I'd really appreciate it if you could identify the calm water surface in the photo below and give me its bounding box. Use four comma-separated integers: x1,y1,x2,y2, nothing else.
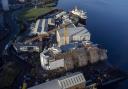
57,0,128,89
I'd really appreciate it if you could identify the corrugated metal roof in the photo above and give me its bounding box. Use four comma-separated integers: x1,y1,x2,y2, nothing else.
58,27,89,37
28,72,85,89
32,19,48,34
58,72,85,89
37,19,43,33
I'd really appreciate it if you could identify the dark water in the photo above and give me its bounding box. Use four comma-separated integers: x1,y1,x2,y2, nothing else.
57,0,128,89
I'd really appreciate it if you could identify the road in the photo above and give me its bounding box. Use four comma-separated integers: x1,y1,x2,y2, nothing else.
0,8,31,89
9,46,32,89
0,0,44,56
0,11,20,57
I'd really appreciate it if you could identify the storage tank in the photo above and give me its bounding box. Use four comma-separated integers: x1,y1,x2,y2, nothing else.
1,0,9,11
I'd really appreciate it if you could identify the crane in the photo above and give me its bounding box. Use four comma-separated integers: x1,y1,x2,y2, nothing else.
64,23,68,44
24,22,70,44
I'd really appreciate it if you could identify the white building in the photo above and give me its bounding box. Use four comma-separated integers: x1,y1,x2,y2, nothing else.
19,46,40,52
56,27,91,47
13,42,40,53
1,0,9,11
28,72,86,89
40,47,64,70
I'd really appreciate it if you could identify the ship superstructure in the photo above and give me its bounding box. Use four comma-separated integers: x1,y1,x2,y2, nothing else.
71,6,87,20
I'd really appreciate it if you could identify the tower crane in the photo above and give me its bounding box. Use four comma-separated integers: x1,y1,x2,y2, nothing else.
64,22,68,44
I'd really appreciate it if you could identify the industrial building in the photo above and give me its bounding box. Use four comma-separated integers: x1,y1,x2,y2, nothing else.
56,27,90,47
40,43,107,71
29,18,55,36
28,72,86,89
13,18,56,53
13,42,41,53
40,47,64,70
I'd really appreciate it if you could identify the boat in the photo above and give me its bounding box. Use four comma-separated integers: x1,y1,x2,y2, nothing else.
70,6,88,24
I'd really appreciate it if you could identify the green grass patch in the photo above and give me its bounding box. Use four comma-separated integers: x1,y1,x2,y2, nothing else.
19,7,55,21
45,3,56,7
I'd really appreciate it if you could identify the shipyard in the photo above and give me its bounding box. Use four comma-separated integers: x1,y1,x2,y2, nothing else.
0,0,128,89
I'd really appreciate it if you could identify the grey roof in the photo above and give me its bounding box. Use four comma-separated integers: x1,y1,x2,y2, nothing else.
58,72,84,81
58,27,89,37
28,79,61,89
14,42,41,48
60,43,76,52
58,72,85,89
28,72,85,89
37,19,43,33
60,42,83,52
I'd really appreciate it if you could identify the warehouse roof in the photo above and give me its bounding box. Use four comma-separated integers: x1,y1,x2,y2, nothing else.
28,79,61,89
58,72,85,89
58,27,90,37
60,42,83,52
28,72,85,89
31,19,48,35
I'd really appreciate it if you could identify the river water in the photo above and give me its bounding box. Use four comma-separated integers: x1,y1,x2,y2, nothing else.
57,0,128,89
